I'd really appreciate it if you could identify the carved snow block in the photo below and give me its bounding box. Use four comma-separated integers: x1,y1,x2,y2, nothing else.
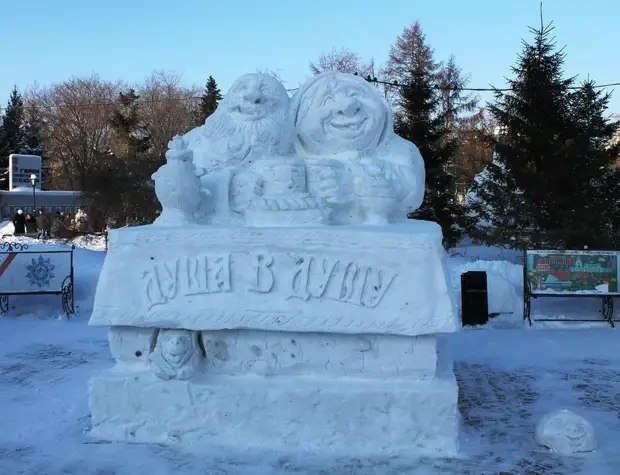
89,221,459,456
201,330,439,379
88,370,459,456
107,326,159,365
90,222,458,335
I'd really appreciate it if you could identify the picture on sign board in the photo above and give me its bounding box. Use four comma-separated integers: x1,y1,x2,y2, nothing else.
526,251,620,295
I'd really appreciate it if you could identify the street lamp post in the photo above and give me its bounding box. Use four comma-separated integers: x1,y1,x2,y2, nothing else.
29,173,38,214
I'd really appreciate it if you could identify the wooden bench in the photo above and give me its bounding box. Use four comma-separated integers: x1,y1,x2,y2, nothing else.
523,249,618,328
0,241,75,317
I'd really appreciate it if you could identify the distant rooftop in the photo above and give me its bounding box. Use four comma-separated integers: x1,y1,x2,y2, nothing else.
0,187,81,196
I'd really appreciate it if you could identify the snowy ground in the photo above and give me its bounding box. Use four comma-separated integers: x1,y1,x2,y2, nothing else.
0,232,619,474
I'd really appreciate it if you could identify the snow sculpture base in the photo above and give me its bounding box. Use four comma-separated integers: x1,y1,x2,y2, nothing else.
89,367,458,456
88,221,459,457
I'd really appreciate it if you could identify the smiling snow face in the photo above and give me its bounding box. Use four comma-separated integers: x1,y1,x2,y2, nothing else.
293,73,388,157
534,409,597,455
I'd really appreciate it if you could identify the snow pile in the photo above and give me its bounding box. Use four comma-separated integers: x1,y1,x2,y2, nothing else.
0,220,107,252
0,220,14,236
72,234,107,252
451,238,523,264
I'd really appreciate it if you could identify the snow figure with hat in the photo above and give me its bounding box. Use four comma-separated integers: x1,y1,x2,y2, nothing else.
178,73,295,225
290,71,425,225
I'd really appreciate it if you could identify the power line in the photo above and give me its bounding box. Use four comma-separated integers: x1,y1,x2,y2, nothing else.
1,79,620,113
357,75,620,92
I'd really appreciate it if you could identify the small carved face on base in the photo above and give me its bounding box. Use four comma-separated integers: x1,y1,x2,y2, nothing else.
535,409,597,455
150,329,201,381
160,330,193,366
291,72,389,156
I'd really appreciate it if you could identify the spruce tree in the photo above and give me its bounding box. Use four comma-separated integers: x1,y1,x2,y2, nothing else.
23,103,51,187
196,76,222,125
0,86,26,153
23,103,44,154
390,25,464,249
437,55,478,131
562,80,620,249
110,89,152,157
85,89,157,225
0,86,26,188
468,23,575,249
599,166,620,249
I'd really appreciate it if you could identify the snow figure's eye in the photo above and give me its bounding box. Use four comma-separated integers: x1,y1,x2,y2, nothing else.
322,95,335,106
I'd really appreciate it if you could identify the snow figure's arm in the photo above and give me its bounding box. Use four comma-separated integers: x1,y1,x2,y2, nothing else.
378,136,426,212
305,158,355,205
354,156,399,200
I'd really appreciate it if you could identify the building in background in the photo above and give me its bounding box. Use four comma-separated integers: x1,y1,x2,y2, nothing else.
0,188,87,218
0,154,88,218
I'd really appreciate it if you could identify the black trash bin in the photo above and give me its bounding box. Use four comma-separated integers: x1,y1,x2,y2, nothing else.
460,271,489,326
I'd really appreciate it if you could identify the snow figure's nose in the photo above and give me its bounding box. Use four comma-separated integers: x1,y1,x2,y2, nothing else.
243,84,265,105
337,97,361,117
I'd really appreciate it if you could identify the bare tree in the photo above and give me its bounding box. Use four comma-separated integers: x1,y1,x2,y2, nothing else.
28,75,123,190
137,70,199,160
309,47,376,77
381,21,440,110
382,21,438,86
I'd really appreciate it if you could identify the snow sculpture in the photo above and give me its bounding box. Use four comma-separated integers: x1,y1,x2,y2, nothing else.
290,71,425,224
180,73,294,224
88,72,459,457
151,136,203,226
149,329,202,380
535,409,597,455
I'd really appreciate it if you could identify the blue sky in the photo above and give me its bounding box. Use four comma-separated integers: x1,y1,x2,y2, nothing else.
2,0,620,113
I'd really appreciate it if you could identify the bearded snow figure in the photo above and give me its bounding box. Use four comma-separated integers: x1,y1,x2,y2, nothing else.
534,409,597,455
149,329,203,380
290,72,425,225
180,73,294,224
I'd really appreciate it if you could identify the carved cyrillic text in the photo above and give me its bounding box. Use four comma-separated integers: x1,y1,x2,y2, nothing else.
143,251,396,309
288,254,396,307
248,253,275,293
144,253,232,309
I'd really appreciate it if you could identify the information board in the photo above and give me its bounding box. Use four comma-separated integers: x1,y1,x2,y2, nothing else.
525,250,620,295
8,154,42,191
